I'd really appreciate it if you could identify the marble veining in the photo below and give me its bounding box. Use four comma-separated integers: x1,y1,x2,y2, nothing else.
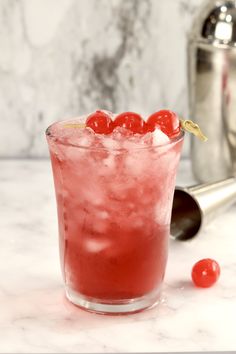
0,0,204,158
0,159,236,353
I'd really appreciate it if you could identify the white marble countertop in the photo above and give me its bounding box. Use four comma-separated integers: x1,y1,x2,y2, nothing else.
0,159,236,353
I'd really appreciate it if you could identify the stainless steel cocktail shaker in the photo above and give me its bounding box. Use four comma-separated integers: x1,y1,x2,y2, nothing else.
188,0,236,182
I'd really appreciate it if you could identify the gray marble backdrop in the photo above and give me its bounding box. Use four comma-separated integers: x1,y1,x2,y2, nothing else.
0,0,204,157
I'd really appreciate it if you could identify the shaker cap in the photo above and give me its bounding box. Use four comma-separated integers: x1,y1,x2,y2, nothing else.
191,0,236,46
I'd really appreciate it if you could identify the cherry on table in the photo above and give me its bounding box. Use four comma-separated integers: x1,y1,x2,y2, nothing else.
146,110,180,138
86,110,114,134
114,112,146,134
191,258,220,288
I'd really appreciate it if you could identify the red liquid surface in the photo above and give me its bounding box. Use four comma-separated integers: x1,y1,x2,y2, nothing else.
48,123,183,300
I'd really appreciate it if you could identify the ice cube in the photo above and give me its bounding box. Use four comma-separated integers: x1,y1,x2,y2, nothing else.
140,132,153,146
152,129,170,146
77,127,95,147
84,239,110,253
102,136,120,150
98,211,109,219
112,127,133,142
125,152,146,175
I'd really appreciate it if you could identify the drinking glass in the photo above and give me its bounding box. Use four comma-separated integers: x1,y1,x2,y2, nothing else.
46,118,184,314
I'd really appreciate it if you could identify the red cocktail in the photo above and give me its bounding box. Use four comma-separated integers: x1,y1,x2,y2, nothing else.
46,111,184,314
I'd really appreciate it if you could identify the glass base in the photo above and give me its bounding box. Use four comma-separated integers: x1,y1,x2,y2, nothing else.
65,286,161,315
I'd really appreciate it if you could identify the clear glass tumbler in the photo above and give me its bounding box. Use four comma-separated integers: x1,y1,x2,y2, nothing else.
46,117,184,314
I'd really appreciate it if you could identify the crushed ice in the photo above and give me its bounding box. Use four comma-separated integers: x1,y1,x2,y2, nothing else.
48,119,170,149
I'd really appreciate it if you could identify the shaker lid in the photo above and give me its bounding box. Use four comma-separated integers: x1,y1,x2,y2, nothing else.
191,0,236,46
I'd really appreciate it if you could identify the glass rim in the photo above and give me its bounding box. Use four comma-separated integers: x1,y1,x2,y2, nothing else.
46,122,185,151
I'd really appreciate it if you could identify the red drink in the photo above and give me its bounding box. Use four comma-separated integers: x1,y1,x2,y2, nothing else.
46,114,183,314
